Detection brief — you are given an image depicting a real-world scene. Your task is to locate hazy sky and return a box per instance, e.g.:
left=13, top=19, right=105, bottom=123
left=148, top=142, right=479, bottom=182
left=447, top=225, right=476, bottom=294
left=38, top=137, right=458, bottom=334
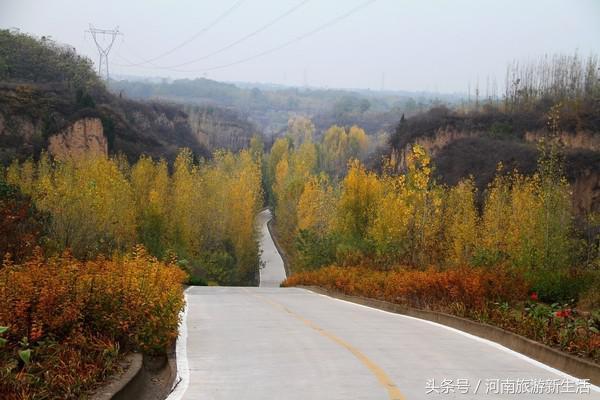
left=1, top=0, right=599, bottom=92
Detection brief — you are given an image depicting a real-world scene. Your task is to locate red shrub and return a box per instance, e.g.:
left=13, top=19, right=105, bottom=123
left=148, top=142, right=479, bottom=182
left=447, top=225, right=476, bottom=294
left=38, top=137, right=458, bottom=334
left=0, top=246, right=187, bottom=399
left=283, top=265, right=528, bottom=312
left=284, top=266, right=600, bottom=362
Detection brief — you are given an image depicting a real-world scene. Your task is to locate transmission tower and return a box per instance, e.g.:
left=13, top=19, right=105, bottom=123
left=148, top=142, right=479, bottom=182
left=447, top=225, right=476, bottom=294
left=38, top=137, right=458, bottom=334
left=86, top=24, right=122, bottom=81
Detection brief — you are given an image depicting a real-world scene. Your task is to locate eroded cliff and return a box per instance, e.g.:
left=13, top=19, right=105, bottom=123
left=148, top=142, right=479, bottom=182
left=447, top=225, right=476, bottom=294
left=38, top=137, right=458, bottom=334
left=47, top=117, right=107, bottom=160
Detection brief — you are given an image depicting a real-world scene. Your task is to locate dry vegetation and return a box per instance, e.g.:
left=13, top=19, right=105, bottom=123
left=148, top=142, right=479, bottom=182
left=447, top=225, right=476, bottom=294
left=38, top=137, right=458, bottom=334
left=0, top=147, right=263, bottom=398
left=283, top=266, right=600, bottom=362
left=0, top=247, right=186, bottom=399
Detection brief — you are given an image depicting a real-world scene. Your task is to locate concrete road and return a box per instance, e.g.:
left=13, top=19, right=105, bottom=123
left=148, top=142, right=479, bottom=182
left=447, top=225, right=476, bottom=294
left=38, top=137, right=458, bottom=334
left=167, top=212, right=600, bottom=400
left=257, top=209, right=287, bottom=288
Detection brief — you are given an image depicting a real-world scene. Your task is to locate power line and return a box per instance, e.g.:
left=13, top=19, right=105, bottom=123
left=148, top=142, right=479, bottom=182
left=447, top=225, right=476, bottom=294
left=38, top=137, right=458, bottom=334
left=116, top=0, right=375, bottom=74
left=159, top=0, right=311, bottom=69
left=176, top=0, right=376, bottom=73
left=118, top=39, right=163, bottom=68
left=120, top=0, right=245, bottom=67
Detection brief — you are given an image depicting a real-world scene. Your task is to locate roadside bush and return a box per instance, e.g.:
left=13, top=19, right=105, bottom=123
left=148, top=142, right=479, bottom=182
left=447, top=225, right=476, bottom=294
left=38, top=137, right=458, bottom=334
left=283, top=266, right=600, bottom=361
left=200, top=249, right=237, bottom=285
left=0, top=245, right=187, bottom=399
left=295, top=229, right=338, bottom=270
left=579, top=273, right=600, bottom=311
left=0, top=179, right=47, bottom=263
left=529, top=269, right=590, bottom=304
left=283, top=265, right=528, bottom=312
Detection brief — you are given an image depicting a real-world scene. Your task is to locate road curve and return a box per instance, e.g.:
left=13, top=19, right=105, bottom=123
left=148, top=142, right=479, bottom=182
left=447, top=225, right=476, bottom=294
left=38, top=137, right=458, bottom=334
left=167, top=212, right=600, bottom=400
left=257, top=209, right=287, bottom=288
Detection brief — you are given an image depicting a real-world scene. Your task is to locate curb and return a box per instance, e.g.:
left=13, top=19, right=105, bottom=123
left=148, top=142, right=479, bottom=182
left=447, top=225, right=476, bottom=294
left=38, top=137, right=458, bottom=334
left=91, top=352, right=143, bottom=400
left=298, top=285, right=600, bottom=386
left=91, top=349, right=178, bottom=400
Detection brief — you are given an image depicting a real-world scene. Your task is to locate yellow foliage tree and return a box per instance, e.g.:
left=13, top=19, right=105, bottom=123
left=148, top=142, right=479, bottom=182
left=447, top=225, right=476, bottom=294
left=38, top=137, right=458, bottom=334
left=297, top=174, right=336, bottom=236
left=287, top=116, right=315, bottom=148
left=265, top=137, right=289, bottom=202
left=347, top=125, right=369, bottom=160
left=443, top=179, right=479, bottom=266
left=321, top=125, right=349, bottom=177
left=369, top=172, right=412, bottom=262
left=5, top=148, right=263, bottom=285
left=337, top=159, right=382, bottom=241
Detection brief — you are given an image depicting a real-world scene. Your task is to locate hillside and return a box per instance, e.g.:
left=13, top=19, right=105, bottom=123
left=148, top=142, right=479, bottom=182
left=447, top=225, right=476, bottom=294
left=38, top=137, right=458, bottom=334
left=109, top=77, right=455, bottom=138
left=0, top=30, right=256, bottom=163
left=388, top=98, right=600, bottom=213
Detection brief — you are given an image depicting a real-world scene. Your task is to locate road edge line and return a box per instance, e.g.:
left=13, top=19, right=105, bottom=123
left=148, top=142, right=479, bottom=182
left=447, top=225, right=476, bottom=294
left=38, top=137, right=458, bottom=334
left=165, top=287, right=191, bottom=400
left=298, top=286, right=600, bottom=393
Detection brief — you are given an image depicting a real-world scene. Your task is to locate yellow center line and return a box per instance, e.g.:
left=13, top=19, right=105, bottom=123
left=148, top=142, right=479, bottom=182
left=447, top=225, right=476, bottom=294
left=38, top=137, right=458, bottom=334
left=243, top=289, right=406, bottom=400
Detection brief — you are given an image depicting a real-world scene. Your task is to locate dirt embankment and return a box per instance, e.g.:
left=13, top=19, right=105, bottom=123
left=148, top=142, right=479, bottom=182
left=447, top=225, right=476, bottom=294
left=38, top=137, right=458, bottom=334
left=48, top=117, right=107, bottom=160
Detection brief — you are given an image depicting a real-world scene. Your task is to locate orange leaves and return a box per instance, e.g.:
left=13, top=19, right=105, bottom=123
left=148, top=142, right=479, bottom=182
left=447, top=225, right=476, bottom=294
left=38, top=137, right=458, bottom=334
left=282, top=266, right=600, bottom=361
left=0, top=247, right=186, bottom=351
left=0, top=246, right=187, bottom=398
left=0, top=147, right=264, bottom=396
left=283, top=265, right=528, bottom=312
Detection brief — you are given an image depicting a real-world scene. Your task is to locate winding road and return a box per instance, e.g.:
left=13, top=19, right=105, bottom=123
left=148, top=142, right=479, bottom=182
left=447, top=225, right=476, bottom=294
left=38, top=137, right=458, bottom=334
left=167, top=209, right=599, bottom=399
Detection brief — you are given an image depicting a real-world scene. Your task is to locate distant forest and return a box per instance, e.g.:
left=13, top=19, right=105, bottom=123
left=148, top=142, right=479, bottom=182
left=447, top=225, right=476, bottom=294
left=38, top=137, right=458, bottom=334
left=109, top=77, right=460, bottom=137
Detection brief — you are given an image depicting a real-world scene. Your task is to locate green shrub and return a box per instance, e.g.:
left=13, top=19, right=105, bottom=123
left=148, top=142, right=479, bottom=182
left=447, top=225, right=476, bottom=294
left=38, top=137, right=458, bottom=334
left=530, top=269, right=589, bottom=304
left=187, top=275, right=208, bottom=286
left=200, top=250, right=236, bottom=285
left=295, top=229, right=337, bottom=270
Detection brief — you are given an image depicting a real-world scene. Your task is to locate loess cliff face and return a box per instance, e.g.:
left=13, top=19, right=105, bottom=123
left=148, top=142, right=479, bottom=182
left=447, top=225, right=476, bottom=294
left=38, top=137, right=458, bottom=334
left=524, top=130, right=600, bottom=152
left=48, top=117, right=107, bottom=160
left=0, top=82, right=211, bottom=164
left=0, top=31, right=212, bottom=164
left=571, top=168, right=600, bottom=214
left=392, top=128, right=476, bottom=170
left=0, top=80, right=255, bottom=166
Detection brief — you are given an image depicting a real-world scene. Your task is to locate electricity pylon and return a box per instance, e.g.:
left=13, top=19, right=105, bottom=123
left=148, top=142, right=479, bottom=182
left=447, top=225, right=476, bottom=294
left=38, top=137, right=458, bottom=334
left=86, top=24, right=122, bottom=82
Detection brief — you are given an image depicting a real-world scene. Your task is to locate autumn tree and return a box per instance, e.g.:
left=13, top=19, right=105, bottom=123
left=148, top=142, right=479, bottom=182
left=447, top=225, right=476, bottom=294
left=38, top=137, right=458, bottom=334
left=287, top=116, right=315, bottom=148
left=265, top=137, right=290, bottom=204
left=442, top=179, right=478, bottom=266
left=249, top=134, right=264, bottom=162
left=336, top=159, right=382, bottom=256
left=321, top=125, right=369, bottom=178
left=295, top=175, right=338, bottom=269
left=347, top=125, right=369, bottom=160
left=402, top=145, right=444, bottom=266
left=131, top=156, right=170, bottom=257
left=5, top=148, right=263, bottom=285
left=321, top=125, right=349, bottom=177
left=369, top=168, right=411, bottom=263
